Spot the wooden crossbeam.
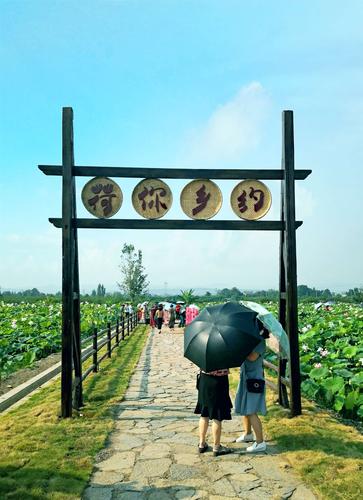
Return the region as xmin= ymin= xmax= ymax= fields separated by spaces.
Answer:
xmin=48 ymin=218 xmax=303 ymax=230
xmin=39 ymin=165 xmax=312 ymax=180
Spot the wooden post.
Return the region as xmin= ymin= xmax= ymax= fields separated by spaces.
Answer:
xmin=93 ymin=328 xmax=98 ymax=372
xmin=72 ymin=141 xmax=83 ymax=410
xmin=278 ymin=175 xmax=289 ymax=408
xmin=282 ymin=110 xmax=302 ymax=416
xmin=61 ymin=107 xmax=75 ymax=418
xmin=122 ymin=317 xmax=125 ymax=340
xmin=116 ymin=319 xmax=119 ymax=345
xmin=72 ymin=285 xmax=82 ymax=409
xmin=107 ymin=322 xmax=111 ymax=357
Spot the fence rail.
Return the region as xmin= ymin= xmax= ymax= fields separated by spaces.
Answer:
xmin=263 ymin=356 xmax=291 ymax=409
xmin=263 ymin=359 xmax=290 ymax=387
xmin=74 ymin=312 xmax=138 ymax=394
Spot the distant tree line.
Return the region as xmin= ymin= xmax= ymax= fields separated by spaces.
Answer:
xmin=3 ymin=244 xmax=362 ymax=305
xmin=1 ymin=284 xmax=362 ymax=304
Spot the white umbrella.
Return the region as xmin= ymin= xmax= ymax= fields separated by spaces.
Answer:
xmin=241 ymin=301 xmax=290 ymax=359
xmin=158 ymin=301 xmax=173 ymax=310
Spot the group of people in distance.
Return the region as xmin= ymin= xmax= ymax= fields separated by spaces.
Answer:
xmin=149 ymin=302 xmax=186 ymax=333
xmin=195 ymin=320 xmax=269 ymax=456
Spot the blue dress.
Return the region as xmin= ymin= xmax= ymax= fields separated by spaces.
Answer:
xmin=234 ymin=340 xmax=267 ymax=416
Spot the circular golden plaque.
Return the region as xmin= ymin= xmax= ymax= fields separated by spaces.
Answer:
xmin=81 ymin=177 xmax=123 ymax=218
xmin=230 ymin=179 xmax=272 ymax=220
xmin=180 ymin=179 xmax=222 ymax=220
xmin=132 ymin=178 xmax=172 ymax=219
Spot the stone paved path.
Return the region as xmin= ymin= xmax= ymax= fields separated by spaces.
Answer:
xmin=84 ymin=328 xmax=316 ymax=500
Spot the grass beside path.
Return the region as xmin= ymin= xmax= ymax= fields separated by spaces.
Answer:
xmin=230 ymin=370 xmax=363 ymax=500
xmin=0 ymin=325 xmax=149 ymax=500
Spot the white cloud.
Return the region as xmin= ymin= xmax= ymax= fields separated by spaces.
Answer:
xmin=184 ymin=82 xmax=271 ymax=165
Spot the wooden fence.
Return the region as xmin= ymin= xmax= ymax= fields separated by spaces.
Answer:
xmin=75 ymin=312 xmax=138 ymax=390
xmin=263 ymin=357 xmax=290 ymax=407
xmin=0 ymin=312 xmax=140 ymax=413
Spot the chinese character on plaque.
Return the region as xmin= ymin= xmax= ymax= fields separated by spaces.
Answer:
xmin=230 ymin=180 xmax=271 ymax=220
xmin=132 ymin=178 xmax=172 ymax=219
xmin=180 ymin=179 xmax=222 ymax=220
xmin=81 ymin=177 xmax=123 ymax=218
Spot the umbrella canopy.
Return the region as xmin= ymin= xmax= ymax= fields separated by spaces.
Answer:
xmin=241 ymin=301 xmax=290 ymax=359
xmin=158 ymin=301 xmax=173 ymax=310
xmin=184 ymin=302 xmax=261 ymax=372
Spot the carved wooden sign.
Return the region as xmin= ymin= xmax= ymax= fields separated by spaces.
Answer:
xmin=81 ymin=177 xmax=123 ymax=218
xmin=132 ymin=178 xmax=172 ymax=219
xmin=82 ymin=177 xmax=272 ymax=220
xmin=180 ymin=179 xmax=222 ymax=220
xmin=230 ymin=180 xmax=271 ymax=220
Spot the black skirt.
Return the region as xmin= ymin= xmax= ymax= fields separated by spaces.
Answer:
xmin=194 ymin=373 xmax=232 ymax=421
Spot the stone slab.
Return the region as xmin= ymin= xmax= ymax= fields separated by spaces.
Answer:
xmin=96 ymin=452 xmax=135 ymax=472
xmin=130 ymin=458 xmax=172 ymax=480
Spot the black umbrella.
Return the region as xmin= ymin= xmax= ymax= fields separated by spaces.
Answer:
xmin=184 ymin=302 xmax=261 ymax=372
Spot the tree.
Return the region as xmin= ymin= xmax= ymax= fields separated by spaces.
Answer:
xmin=230 ymin=286 xmax=242 ymax=300
xmin=179 ymin=289 xmax=195 ymax=305
xmin=118 ymin=244 xmax=149 ymax=302
xmin=96 ymin=283 xmax=106 ymax=297
xmin=219 ymin=288 xmax=231 ymax=298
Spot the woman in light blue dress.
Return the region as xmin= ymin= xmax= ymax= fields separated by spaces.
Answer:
xmin=234 ymin=333 xmax=268 ymax=453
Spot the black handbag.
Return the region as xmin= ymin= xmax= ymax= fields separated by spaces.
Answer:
xmin=246 ymin=378 xmax=265 ymax=393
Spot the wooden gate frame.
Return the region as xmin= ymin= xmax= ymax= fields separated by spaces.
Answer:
xmin=39 ymin=107 xmax=311 ymax=418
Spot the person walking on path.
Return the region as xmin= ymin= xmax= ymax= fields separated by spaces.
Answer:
xmin=126 ymin=303 xmax=133 ymax=318
xmin=175 ymin=303 xmax=181 ymax=320
xmin=194 ymin=368 xmax=233 ymax=457
xmin=234 ymin=326 xmax=269 ymax=453
xmin=154 ymin=304 xmax=165 ymax=334
xmin=179 ymin=308 xmax=186 ymax=327
xmin=168 ymin=304 xmax=176 ymax=332
xmin=137 ymin=304 xmax=142 ymax=322
xmin=149 ymin=303 xmax=157 ymax=331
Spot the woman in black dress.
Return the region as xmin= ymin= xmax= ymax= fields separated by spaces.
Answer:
xmin=194 ymin=368 xmax=232 ymax=456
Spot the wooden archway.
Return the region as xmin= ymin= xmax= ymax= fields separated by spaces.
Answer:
xmin=39 ymin=108 xmax=311 ymax=417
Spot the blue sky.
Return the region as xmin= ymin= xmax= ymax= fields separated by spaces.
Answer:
xmin=1 ymin=1 xmax=362 ymax=293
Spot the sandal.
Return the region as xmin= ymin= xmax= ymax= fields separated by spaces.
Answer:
xmin=198 ymin=442 xmax=209 ymax=454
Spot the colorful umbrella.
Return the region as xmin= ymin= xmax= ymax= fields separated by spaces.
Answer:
xmin=241 ymin=301 xmax=290 ymax=359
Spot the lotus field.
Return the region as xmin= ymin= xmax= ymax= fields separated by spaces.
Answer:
xmin=265 ymin=302 xmax=363 ymax=421
xmin=0 ymin=300 xmax=362 ymax=419
xmin=0 ymin=301 xmax=120 ymax=379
